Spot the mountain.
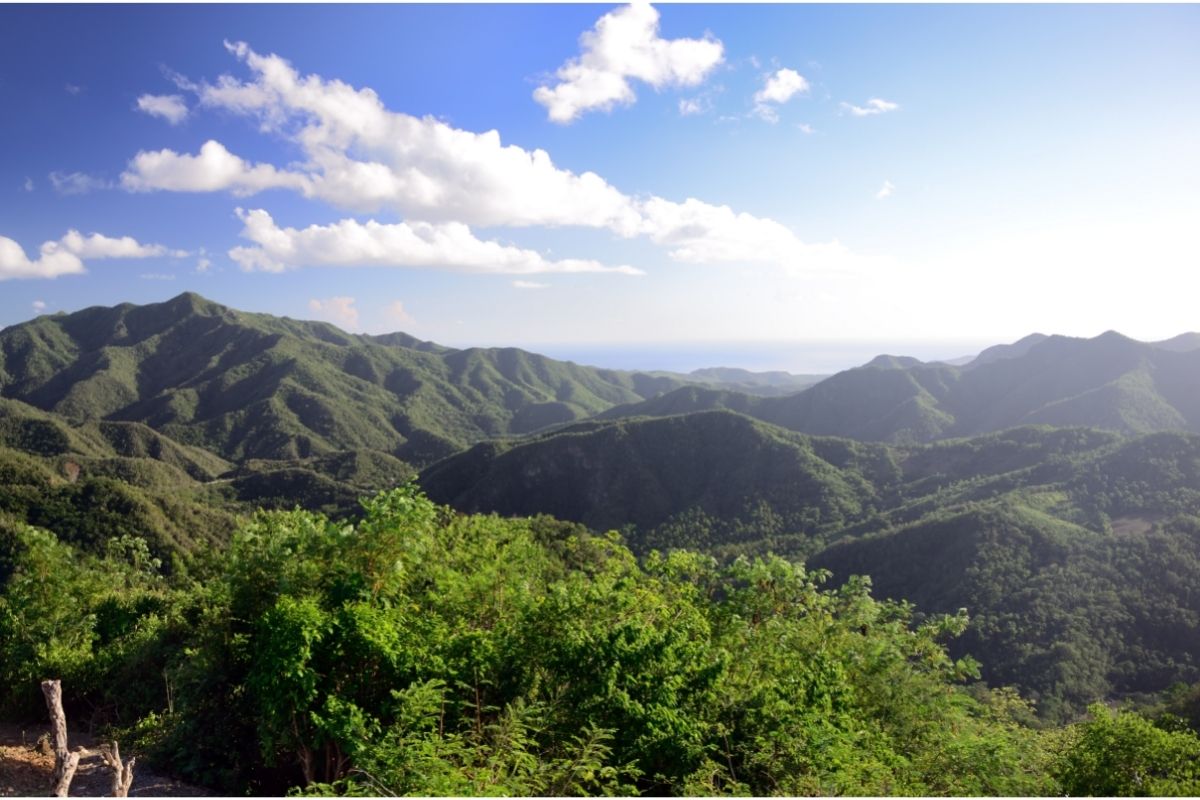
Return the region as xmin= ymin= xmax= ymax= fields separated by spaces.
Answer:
xmin=421 ymin=410 xmax=896 ymax=553
xmin=597 ymin=330 xmax=1200 ymax=444
xmin=676 ymin=366 xmax=826 ymax=396
xmin=0 ymin=394 xmax=423 ymax=556
xmin=964 ymin=333 xmax=1050 ymax=368
xmin=1150 ymin=332 xmax=1200 ymax=353
xmin=421 ymin=414 xmax=1200 ymax=718
xmin=0 ymin=293 xmax=695 ymax=466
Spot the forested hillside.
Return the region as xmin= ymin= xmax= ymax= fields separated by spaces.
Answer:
xmin=600 ymin=331 xmax=1200 ymax=443
xmin=4 ymin=296 xmax=1200 ymax=794
xmin=0 ymin=293 xmax=693 ymax=466
xmin=424 ymin=414 xmax=1200 ymax=720
xmin=4 ymin=486 xmax=1199 ymax=796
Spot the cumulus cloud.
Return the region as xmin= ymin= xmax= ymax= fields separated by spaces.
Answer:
xmin=842 ymin=97 xmax=899 ymax=117
xmin=49 ymin=171 xmax=109 ymax=195
xmin=753 ymin=68 xmax=809 ymax=122
xmin=533 ymin=3 xmax=724 ymax=124
xmin=228 ymin=208 xmax=644 ymax=276
xmin=60 ymin=229 xmax=183 ymax=259
xmin=196 ymin=257 xmax=212 ymax=274
xmin=127 ymin=41 xmax=849 ymax=274
xmin=32 ymin=300 xmax=47 ymax=312
xmin=122 ymin=139 xmax=310 ymax=195
xmin=383 ymin=300 xmax=417 ymax=327
xmin=0 ymin=230 xmax=178 ymax=281
xmin=0 ymin=239 xmax=84 ymax=281
xmin=308 ymin=296 xmax=360 ymax=331
xmin=136 ymin=93 xmax=189 ymax=125
xmin=875 ymin=180 xmax=895 ymax=200
xmin=513 ymin=280 xmax=549 ymax=289
xmin=638 ymin=196 xmax=852 ymax=270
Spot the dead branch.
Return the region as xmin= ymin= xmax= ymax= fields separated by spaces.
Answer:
xmin=40 ymin=679 xmax=82 ymax=797
xmin=100 ymin=741 xmax=137 ymax=797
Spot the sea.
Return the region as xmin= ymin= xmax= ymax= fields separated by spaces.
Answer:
xmin=520 ymin=339 xmax=998 ymax=376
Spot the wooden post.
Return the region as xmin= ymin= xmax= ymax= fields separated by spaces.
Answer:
xmin=40 ymin=679 xmax=81 ymax=797
xmin=100 ymin=741 xmax=136 ymax=797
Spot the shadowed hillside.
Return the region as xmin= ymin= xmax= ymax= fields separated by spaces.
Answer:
xmin=599 ymin=331 xmax=1200 ymax=444
xmin=422 ymin=414 xmax=1200 ymax=718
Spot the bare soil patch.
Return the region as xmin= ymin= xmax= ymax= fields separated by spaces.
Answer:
xmin=0 ymin=724 xmax=209 ymax=797
xmin=1111 ymin=514 xmax=1161 ymax=538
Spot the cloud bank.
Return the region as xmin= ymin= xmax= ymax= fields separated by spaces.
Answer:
xmin=228 ymin=208 xmax=643 ymax=275
xmin=122 ymin=41 xmax=848 ymax=274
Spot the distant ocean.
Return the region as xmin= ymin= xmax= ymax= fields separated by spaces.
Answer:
xmin=518 ymin=340 xmax=999 ymax=376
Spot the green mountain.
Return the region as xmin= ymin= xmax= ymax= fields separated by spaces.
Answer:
xmin=0 ymin=394 xmax=423 ymax=557
xmin=421 ymin=414 xmax=1200 ymax=717
xmin=598 ymin=330 xmax=1200 ymax=444
xmin=421 ymin=410 xmax=896 ymax=554
xmin=670 ymin=366 xmax=826 ymax=396
xmin=0 ymin=293 xmax=694 ymax=466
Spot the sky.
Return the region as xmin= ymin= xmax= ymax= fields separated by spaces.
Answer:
xmin=1 ymin=3 xmax=1198 ymax=372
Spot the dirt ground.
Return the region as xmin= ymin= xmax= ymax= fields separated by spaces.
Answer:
xmin=0 ymin=724 xmax=209 ymax=797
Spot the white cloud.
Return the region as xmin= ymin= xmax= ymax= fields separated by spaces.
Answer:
xmin=0 ymin=230 xmax=177 ymax=281
xmin=753 ymin=68 xmax=809 ymax=122
xmin=0 ymin=238 xmax=84 ymax=280
xmin=136 ymin=94 xmax=189 ymax=125
xmin=59 ymin=229 xmax=182 ymax=259
xmin=228 ymin=208 xmax=644 ymax=276
xmin=127 ymin=42 xmax=849 ymax=274
xmin=196 ymin=256 xmax=212 ymax=274
xmin=842 ymin=97 xmax=899 ymax=117
xmin=533 ymin=3 xmax=724 ymax=124
xmin=678 ymin=96 xmax=710 ymax=116
xmin=126 ymin=48 xmax=639 ymax=230
xmin=32 ymin=300 xmax=47 ymax=312
xmin=637 ymin=196 xmax=852 ymax=270
xmin=383 ymin=300 xmax=417 ymax=327
xmin=122 ymin=139 xmax=310 ymax=195
xmin=513 ymin=280 xmax=550 ymax=289
xmin=23 ymin=177 xmax=33 ymax=192
xmin=308 ymin=296 xmax=360 ymax=331
xmin=140 ymin=272 xmax=176 ymax=281
xmin=49 ymin=171 xmax=109 ymax=195
xmin=797 ymin=123 xmax=815 ymax=135
xmin=875 ymin=180 xmax=895 ymax=199
xmin=64 ymin=83 xmax=82 ymax=95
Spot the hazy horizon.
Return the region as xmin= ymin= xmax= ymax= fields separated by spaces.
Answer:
xmin=10 ymin=288 xmax=1196 ymax=376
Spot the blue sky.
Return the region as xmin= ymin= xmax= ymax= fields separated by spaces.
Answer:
xmin=1 ymin=4 xmax=1198 ymax=372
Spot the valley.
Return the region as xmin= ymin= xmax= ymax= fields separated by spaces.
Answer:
xmin=3 ymin=294 xmax=1200 ymax=794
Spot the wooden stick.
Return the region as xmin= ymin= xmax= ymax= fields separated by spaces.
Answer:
xmin=100 ymin=741 xmax=137 ymax=797
xmin=40 ymin=679 xmax=80 ymax=797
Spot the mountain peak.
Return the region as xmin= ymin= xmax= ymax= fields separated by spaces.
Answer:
xmin=163 ymin=291 xmax=226 ymax=317
xmin=965 ymin=333 xmax=1049 ymax=369
xmin=863 ymin=354 xmax=923 ymax=370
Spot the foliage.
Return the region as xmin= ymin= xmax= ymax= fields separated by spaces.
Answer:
xmin=0 ymin=485 xmax=1086 ymax=796
xmin=1055 ymin=704 xmax=1200 ymax=796
xmin=0 ymin=292 xmax=695 ymax=466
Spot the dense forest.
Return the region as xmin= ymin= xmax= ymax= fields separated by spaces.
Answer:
xmin=4 ymin=486 xmax=1200 ymax=795
xmin=3 ymin=295 xmax=1200 ymax=795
